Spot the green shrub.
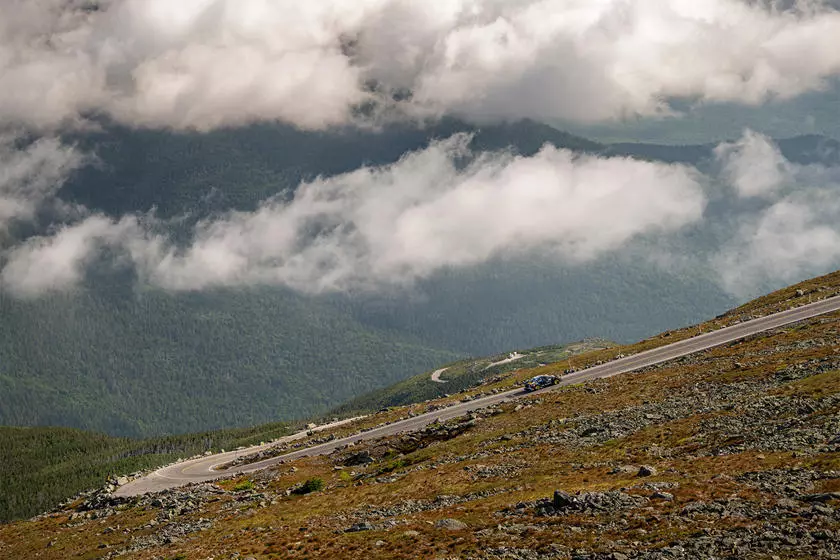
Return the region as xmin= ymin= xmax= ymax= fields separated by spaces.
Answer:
xmin=232 ymin=479 xmax=255 ymax=492
xmin=292 ymin=477 xmax=324 ymax=495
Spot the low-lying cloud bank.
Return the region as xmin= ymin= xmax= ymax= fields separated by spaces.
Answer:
xmin=0 ymin=135 xmax=706 ymax=295
xmin=0 ymin=137 xmax=83 ymax=229
xmin=2 ymin=130 xmax=839 ymax=299
xmin=5 ymin=0 xmax=840 ymax=131
xmin=713 ymin=132 xmax=840 ymax=296
xmin=4 ymin=1 xmax=840 ymax=299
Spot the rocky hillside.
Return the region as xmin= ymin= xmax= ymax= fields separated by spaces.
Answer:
xmin=1 ymin=272 xmax=839 ymax=559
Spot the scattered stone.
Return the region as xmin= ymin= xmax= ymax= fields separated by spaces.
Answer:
xmin=346 ymin=521 xmax=374 ymax=532
xmin=638 ymin=465 xmax=657 ymax=477
xmin=801 ymin=492 xmax=840 ymax=503
xmin=344 ymin=451 xmax=375 ymax=466
xmin=553 ymin=490 xmax=576 ymax=510
xmin=435 ymin=518 xmax=467 ymax=530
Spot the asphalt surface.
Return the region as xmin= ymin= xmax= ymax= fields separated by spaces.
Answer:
xmin=116 ymin=295 xmax=840 ymax=497
xmin=430 ymin=367 xmax=449 ymax=383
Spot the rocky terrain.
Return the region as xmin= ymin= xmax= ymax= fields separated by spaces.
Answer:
xmin=1 ymin=272 xmax=839 ymax=559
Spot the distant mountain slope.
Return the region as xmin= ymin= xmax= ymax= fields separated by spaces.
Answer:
xmin=60 ymin=118 xmax=601 ymax=219
xmin=0 ymin=287 xmax=458 ymax=437
xmin=3 ymin=119 xmax=837 ymax=439
xmin=0 ymin=421 xmax=297 ymax=523
xmin=604 ymin=134 xmax=840 ymax=167
xmin=1 ymin=268 xmax=837 ymax=549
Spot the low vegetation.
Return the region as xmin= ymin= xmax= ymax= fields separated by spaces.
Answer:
xmin=0 ymin=422 xmax=294 ymax=522
xmin=0 ymin=272 xmax=838 ymax=559
xmin=292 ymin=478 xmax=325 ymax=495
xmin=333 ymin=338 xmax=614 ymax=415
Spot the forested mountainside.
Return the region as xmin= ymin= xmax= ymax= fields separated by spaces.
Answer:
xmin=0 ymin=287 xmax=457 ymax=437
xmin=1 ymin=271 xmax=837 ymax=559
xmin=3 ymin=119 xmax=838 ymax=438
xmin=59 ymin=118 xmax=601 ymax=219
xmin=0 ymin=421 xmax=297 ymax=523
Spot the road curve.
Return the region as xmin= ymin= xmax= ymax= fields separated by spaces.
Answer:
xmin=116 ymin=296 xmax=840 ymax=497
xmin=430 ymin=367 xmax=449 ymax=383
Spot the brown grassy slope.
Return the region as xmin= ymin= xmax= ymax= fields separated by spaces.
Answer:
xmin=1 ymin=271 xmax=839 ymax=560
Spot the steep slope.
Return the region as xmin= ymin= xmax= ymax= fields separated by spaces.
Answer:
xmin=0 ymin=287 xmax=458 ymax=437
xmin=60 ymin=118 xmax=602 ymax=219
xmin=1 ymin=271 xmax=838 ymax=559
xmin=0 ymin=422 xmax=296 ymax=523
xmin=333 ymin=338 xmax=614 ymax=415
xmin=1 ymin=119 xmax=747 ymax=438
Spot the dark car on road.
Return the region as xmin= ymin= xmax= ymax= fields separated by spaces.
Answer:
xmin=524 ymin=374 xmax=559 ymax=392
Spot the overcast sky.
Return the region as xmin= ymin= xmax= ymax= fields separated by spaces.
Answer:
xmin=5 ymin=0 xmax=840 ymax=130
xmin=2 ymin=0 xmax=840 ymax=298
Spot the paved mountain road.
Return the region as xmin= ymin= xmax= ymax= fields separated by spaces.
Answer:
xmin=116 ymin=296 xmax=840 ymax=497
xmin=430 ymin=367 xmax=449 ymax=383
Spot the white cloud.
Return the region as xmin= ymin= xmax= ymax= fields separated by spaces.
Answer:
xmin=0 ymin=0 xmax=376 ymax=131
xmin=0 ymin=135 xmax=82 ymax=229
xmin=5 ymin=0 xmax=840 ymax=130
xmin=713 ymin=131 xmax=840 ymax=296
xmin=0 ymin=136 xmax=707 ymax=295
xmin=0 ymin=215 xmax=145 ymax=297
xmin=714 ymin=129 xmax=792 ymax=198
xmin=715 ymin=196 xmax=840 ymax=296
xmin=4 ymin=130 xmax=839 ymax=301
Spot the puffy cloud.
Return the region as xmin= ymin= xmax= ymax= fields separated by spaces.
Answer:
xmin=4 ymin=130 xmax=840 ymax=301
xmin=5 ymin=0 xmax=840 ymax=130
xmin=0 ymin=135 xmax=82 ymax=229
xmin=0 ymin=215 xmax=143 ymax=297
xmin=714 ymin=129 xmax=793 ymax=198
xmin=0 ymin=136 xmax=707 ymax=294
xmin=375 ymin=0 xmax=840 ymax=123
xmin=0 ymin=0 xmax=376 ymax=131
xmin=713 ymin=132 xmax=840 ymax=296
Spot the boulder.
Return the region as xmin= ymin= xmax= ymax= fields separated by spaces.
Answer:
xmin=553 ymin=490 xmax=577 ymax=509
xmin=638 ymin=465 xmax=657 ymax=477
xmin=344 ymin=451 xmax=374 ymax=466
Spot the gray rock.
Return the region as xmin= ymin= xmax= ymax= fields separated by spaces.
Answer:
xmin=344 ymin=451 xmax=374 ymax=467
xmin=553 ymin=490 xmax=577 ymax=509
xmin=638 ymin=465 xmax=657 ymax=477
xmin=801 ymin=492 xmax=840 ymax=502
xmin=345 ymin=521 xmax=374 ymax=532
xmin=435 ymin=518 xmax=468 ymax=530
xmin=651 ymin=491 xmax=674 ymax=501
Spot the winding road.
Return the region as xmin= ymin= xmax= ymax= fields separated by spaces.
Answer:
xmin=115 ymin=295 xmax=840 ymax=497
xmin=430 ymin=367 xmax=449 ymax=383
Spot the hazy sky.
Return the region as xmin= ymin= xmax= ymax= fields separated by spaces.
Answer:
xmin=2 ymin=0 xmax=840 ymax=298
